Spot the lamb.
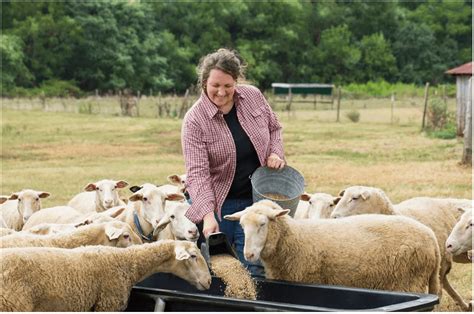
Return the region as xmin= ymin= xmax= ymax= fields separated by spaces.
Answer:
xmin=330 ymin=185 xmax=470 ymax=310
xmin=22 ymin=205 xmax=126 ymax=230
xmin=224 ymin=199 xmax=440 ymax=296
xmin=0 ymin=189 xmax=51 ymax=230
xmin=0 ymin=220 xmax=142 ymax=248
xmin=155 ymin=201 xmax=199 ymax=242
xmin=67 ymin=179 xmax=128 ymax=213
xmin=446 ymin=208 xmax=472 ymax=258
xmin=295 ymin=192 xmax=340 ymax=219
xmin=0 ymin=240 xmax=211 ymax=311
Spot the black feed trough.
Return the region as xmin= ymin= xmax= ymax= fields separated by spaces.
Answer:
xmin=125 ymin=273 xmax=438 ymax=312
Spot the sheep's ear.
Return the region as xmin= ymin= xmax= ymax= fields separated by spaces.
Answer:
xmin=300 ymin=193 xmax=311 ymax=202
xmin=105 ymin=225 xmax=123 ymax=240
xmin=129 ymin=194 xmax=143 ymax=202
xmin=361 ymin=191 xmax=370 ymax=200
xmin=129 ymin=186 xmax=142 ymax=193
xmin=224 ymin=210 xmax=245 ymax=221
xmin=175 ymin=244 xmax=191 ymax=260
xmin=75 ymin=219 xmax=92 ymax=227
xmin=154 ymin=216 xmax=171 ymax=235
xmin=0 ymin=196 xmax=8 ymax=204
xmin=167 ymin=175 xmax=181 ymax=185
xmin=8 ymin=193 xmax=19 ymax=200
xmin=338 ymin=189 xmax=345 ymax=197
xmin=84 ymin=183 xmax=97 ymax=192
xmin=269 ymin=209 xmax=290 ymax=220
xmin=115 ymin=180 xmax=128 ymax=189
xmin=110 ymin=207 xmax=126 ymax=218
xmin=456 ymin=207 xmax=466 ymax=214
xmin=38 ymin=192 xmax=50 ymax=199
xmin=165 ymin=193 xmax=185 ymax=202
xmin=333 ymin=197 xmax=341 ymax=205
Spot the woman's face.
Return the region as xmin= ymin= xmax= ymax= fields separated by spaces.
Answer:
xmin=205 ymin=69 xmax=236 ymax=110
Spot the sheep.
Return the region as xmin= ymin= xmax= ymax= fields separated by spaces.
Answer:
xmin=224 ymin=199 xmax=440 ymax=296
xmin=25 ymin=221 xmax=91 ymax=235
xmin=446 ymin=208 xmax=472 ymax=257
xmin=0 ymin=240 xmax=211 ymax=311
xmin=330 ymin=185 xmax=470 ymax=310
xmin=22 ymin=205 xmax=126 ymax=230
xmin=167 ymin=173 xmax=187 ymax=192
xmin=0 ymin=228 xmax=15 ymax=237
xmin=67 ymin=179 xmax=128 ymax=213
xmin=295 ymin=192 xmax=340 ymax=219
xmin=116 ymin=183 xmax=184 ymax=242
xmin=155 ymin=201 xmax=199 ymax=242
xmin=0 ymin=220 xmax=142 ymax=249
xmin=0 ymin=189 xmax=51 ymax=230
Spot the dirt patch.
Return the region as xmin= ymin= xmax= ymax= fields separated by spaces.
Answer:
xmin=209 ymin=254 xmax=257 ymax=300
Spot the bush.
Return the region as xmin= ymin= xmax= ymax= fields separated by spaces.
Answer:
xmin=346 ymin=110 xmax=360 ymax=122
xmin=427 ymin=122 xmax=457 ymax=139
xmin=3 ymin=80 xmax=83 ymax=98
xmin=427 ymin=98 xmax=448 ymax=130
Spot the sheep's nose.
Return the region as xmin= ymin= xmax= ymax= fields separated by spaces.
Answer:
xmin=188 ymin=229 xmax=198 ymax=236
xmin=245 ymin=253 xmax=254 ymax=260
xmin=446 ymin=244 xmax=452 ymax=249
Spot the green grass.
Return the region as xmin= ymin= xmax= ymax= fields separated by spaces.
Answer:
xmin=1 ymin=97 xmax=471 ymax=311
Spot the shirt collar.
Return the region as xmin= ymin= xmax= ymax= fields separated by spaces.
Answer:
xmin=200 ymin=86 xmax=245 ymax=119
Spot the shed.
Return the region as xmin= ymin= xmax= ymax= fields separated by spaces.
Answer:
xmin=446 ymin=62 xmax=472 ymax=165
xmin=271 ymin=83 xmax=335 ymax=111
xmin=445 ymin=62 xmax=472 ymax=136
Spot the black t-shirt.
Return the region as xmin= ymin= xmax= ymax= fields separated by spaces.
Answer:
xmin=223 ymin=105 xmax=260 ymax=199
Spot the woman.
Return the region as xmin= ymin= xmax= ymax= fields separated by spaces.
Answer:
xmin=181 ymin=48 xmax=285 ymax=275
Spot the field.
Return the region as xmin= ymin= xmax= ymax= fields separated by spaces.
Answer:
xmin=1 ymin=96 xmax=472 ymax=311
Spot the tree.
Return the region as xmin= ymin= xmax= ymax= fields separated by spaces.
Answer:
xmin=0 ymin=34 xmax=33 ymax=92
xmin=357 ymin=33 xmax=397 ymax=82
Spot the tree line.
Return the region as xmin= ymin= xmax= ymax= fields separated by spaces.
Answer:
xmin=1 ymin=0 xmax=471 ymax=96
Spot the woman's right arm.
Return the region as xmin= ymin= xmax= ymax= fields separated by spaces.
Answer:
xmin=181 ymin=117 xmax=219 ymax=235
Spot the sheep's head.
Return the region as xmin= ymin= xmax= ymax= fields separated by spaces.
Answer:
xmin=167 ymin=174 xmax=187 ymax=194
xmin=330 ymin=186 xmax=378 ymax=218
xmin=85 ymin=179 xmax=128 ymax=210
xmin=129 ymin=183 xmax=184 ymax=231
xmin=301 ymin=192 xmax=340 ymax=219
xmin=446 ymin=208 xmax=472 ymax=256
xmin=155 ymin=202 xmax=199 ymax=242
xmin=103 ymin=221 xmax=143 ymax=247
xmin=9 ymin=189 xmax=50 ymax=223
xmin=171 ymin=241 xmax=211 ymax=291
xmin=225 ymin=200 xmax=289 ymax=263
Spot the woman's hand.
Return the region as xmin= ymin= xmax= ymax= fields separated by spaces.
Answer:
xmin=202 ymin=211 xmax=219 ymax=238
xmin=266 ymin=153 xmax=285 ymax=169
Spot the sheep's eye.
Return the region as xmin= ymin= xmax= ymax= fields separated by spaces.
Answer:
xmin=18 ymin=199 xmax=22 ymax=202
xmin=96 ymin=187 xmax=99 ymax=191
xmin=308 ymin=201 xmax=312 ymax=205
xmin=191 ymin=254 xmax=197 ymax=259
xmin=259 ymin=223 xmax=265 ymax=227
xmin=143 ymin=197 xmax=148 ymax=202
xmin=352 ymin=197 xmax=358 ymax=201
xmin=329 ymin=204 xmax=334 ymax=207
xmin=170 ymin=215 xmax=175 ymax=219
xmin=35 ymin=198 xmax=39 ymax=201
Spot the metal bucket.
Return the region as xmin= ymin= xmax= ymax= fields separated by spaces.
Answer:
xmin=250 ymin=165 xmax=305 ymax=216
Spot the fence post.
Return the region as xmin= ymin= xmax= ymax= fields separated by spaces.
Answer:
xmin=336 ymin=86 xmax=341 ymax=122
xmin=136 ymin=91 xmax=140 ymax=117
xmin=421 ymin=82 xmax=430 ymax=131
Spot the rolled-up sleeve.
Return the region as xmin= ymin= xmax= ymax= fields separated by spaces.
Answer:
xmin=181 ymin=117 xmax=216 ymax=224
xmin=261 ymin=92 xmax=285 ymax=161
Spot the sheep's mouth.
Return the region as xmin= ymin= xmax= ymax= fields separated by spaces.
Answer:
xmin=195 ymin=280 xmax=210 ymax=290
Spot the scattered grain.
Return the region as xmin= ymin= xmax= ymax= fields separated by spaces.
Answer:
xmin=210 ymin=254 xmax=257 ymax=300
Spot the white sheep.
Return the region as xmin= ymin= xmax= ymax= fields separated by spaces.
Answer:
xmin=330 ymin=185 xmax=470 ymax=310
xmin=446 ymin=208 xmax=472 ymax=257
xmin=225 ymin=199 xmax=440 ymax=296
xmin=67 ymin=179 xmax=128 ymax=213
xmin=22 ymin=205 xmax=126 ymax=230
xmin=0 ymin=189 xmax=51 ymax=230
xmin=116 ymin=183 xmax=184 ymax=242
xmin=0 ymin=220 xmax=143 ymax=248
xmin=0 ymin=240 xmax=211 ymax=311
xmin=167 ymin=173 xmax=187 ymax=192
xmin=155 ymin=201 xmax=199 ymax=242
xmin=295 ymin=192 xmax=340 ymax=219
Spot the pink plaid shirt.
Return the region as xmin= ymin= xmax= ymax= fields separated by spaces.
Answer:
xmin=181 ymin=84 xmax=285 ymax=223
